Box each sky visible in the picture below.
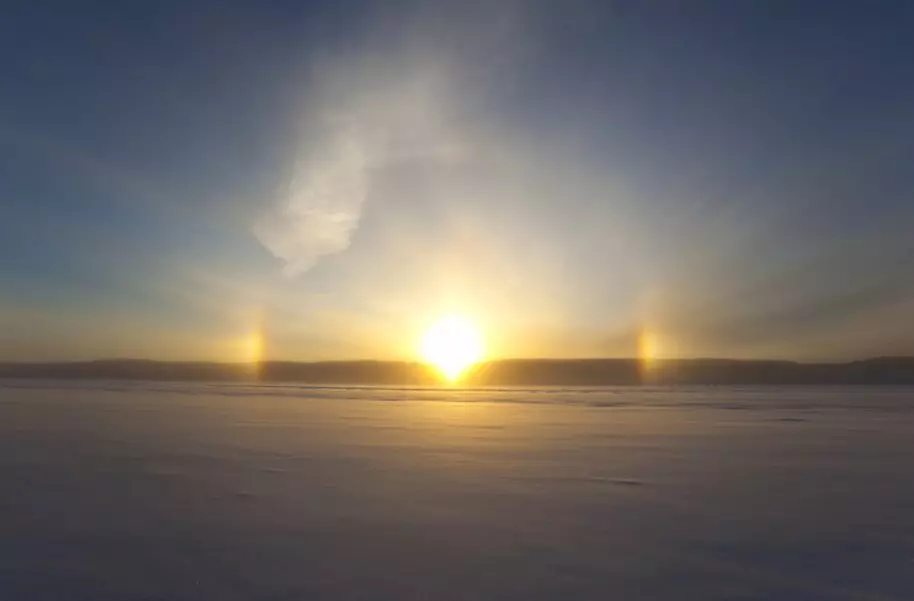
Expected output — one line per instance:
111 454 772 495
1 0 913 363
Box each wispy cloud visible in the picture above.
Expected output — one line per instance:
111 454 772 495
252 4 522 277
253 120 369 277
253 65 459 277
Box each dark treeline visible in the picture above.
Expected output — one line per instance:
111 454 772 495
1 357 914 385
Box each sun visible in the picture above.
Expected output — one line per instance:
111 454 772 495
420 316 484 382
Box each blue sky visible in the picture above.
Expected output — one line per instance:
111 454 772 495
1 1 913 361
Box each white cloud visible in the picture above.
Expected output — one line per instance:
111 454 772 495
253 61 464 276
253 123 369 277
252 5 522 277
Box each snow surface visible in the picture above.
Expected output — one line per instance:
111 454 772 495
1 381 913 600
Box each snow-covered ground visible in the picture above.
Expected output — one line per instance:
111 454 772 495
1 381 913 600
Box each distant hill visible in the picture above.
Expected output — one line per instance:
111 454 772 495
2 357 914 385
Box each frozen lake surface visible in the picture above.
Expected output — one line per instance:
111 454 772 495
2 381 913 600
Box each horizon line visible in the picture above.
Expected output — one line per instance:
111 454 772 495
3 356 913 366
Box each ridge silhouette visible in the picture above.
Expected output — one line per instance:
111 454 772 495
2 357 914 385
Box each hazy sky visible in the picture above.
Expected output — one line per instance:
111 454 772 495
2 1 913 362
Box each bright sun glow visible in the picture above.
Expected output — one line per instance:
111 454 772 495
420 316 484 382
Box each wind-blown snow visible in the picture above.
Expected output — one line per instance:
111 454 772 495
1 382 913 600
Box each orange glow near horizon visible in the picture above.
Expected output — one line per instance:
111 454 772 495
420 315 484 382
239 329 264 365
639 329 660 366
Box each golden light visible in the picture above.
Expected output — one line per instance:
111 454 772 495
420 315 484 382
639 329 660 366
236 329 264 365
